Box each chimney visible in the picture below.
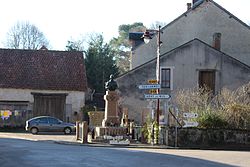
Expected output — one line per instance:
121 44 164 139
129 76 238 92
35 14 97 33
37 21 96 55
213 33 221 51
193 0 199 4
187 3 192 10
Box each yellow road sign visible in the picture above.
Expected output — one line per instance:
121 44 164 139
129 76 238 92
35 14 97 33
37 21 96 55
148 79 158 84
149 89 157 94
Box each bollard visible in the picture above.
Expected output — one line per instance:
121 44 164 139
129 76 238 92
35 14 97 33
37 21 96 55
81 121 88 143
76 121 80 141
165 128 169 146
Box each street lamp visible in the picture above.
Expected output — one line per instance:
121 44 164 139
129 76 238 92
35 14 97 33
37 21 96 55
142 25 162 144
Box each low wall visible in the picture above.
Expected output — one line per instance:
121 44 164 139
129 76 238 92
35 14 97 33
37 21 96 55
168 128 250 148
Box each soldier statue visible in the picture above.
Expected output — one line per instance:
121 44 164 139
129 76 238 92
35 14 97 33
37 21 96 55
105 74 118 91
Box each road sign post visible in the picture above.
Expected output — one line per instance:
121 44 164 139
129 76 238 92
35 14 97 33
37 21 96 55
139 79 171 145
182 112 199 128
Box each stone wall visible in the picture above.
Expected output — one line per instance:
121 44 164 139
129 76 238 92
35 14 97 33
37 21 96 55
168 128 250 148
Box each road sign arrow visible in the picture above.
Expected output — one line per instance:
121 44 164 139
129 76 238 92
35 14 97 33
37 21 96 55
183 113 198 118
138 84 161 89
144 94 171 99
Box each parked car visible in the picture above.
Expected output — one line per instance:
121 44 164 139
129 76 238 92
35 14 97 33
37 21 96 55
25 116 76 135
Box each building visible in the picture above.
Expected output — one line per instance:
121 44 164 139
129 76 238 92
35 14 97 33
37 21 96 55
0 48 87 127
131 0 250 69
118 38 250 125
117 0 250 125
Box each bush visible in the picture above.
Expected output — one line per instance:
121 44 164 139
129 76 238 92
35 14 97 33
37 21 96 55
174 82 250 130
216 85 250 129
198 112 228 129
141 116 159 144
81 105 95 122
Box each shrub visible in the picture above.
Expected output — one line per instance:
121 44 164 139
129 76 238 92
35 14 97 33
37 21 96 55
173 82 250 130
197 112 228 129
217 84 250 129
141 116 159 144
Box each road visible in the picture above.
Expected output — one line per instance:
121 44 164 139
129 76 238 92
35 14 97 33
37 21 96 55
0 133 249 167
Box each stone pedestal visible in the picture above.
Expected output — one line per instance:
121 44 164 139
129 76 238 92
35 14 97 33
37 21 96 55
102 91 120 127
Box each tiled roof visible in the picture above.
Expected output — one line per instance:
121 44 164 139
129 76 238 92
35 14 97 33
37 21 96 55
0 49 87 91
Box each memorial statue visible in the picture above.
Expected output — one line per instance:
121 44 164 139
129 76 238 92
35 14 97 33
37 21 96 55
102 74 120 127
105 74 118 91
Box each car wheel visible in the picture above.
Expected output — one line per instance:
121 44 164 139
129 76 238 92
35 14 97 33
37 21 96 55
31 127 38 135
64 127 72 134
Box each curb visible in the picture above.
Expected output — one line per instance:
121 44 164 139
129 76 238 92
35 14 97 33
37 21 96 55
54 140 175 149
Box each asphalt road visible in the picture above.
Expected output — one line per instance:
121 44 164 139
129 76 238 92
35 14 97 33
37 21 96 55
0 132 250 167
0 133 249 167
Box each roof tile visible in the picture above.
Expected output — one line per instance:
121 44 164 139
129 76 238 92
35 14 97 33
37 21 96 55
0 49 87 91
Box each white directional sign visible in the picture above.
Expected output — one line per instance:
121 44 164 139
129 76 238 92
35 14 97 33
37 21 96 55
183 113 198 118
138 84 161 89
183 120 199 128
144 94 171 99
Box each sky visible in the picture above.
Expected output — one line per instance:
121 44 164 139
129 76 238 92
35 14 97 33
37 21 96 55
0 0 249 50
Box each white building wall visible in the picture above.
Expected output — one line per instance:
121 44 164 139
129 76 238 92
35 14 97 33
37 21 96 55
0 88 85 113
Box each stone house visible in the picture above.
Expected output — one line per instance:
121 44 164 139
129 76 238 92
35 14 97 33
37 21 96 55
116 0 250 125
0 48 87 127
131 0 250 69
117 39 250 124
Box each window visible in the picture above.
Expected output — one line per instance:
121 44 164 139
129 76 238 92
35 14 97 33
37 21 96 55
161 68 171 88
48 117 60 124
38 118 48 124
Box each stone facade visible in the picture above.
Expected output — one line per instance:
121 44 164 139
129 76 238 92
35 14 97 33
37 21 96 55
116 39 250 124
131 1 250 69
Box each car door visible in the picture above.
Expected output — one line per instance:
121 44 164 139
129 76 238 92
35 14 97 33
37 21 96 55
48 117 62 132
36 117 49 132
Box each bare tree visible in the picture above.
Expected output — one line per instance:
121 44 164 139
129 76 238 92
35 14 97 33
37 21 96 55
150 21 167 29
4 21 50 50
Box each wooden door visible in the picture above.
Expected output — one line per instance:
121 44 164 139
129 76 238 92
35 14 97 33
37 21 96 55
32 93 67 121
199 71 215 94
